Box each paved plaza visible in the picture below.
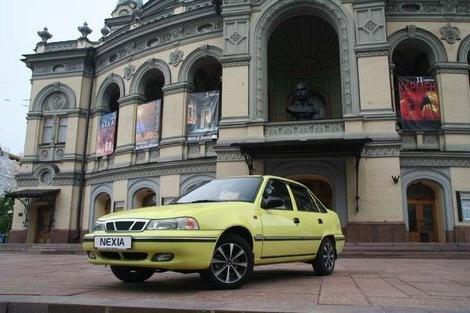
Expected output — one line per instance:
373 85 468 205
1 253 470 312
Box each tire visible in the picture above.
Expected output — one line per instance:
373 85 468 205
110 266 154 283
200 234 254 289
312 237 336 276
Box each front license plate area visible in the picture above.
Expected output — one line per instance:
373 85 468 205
94 236 132 250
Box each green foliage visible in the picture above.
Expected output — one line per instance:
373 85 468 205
0 196 14 234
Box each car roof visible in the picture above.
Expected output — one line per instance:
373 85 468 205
216 175 307 188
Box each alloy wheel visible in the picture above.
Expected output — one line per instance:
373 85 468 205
211 243 248 284
322 241 335 271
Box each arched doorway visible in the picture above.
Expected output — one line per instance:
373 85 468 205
94 192 111 220
268 15 341 122
133 188 157 208
406 181 444 242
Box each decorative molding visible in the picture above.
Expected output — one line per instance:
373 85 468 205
385 0 470 18
162 82 195 95
169 49 184 66
178 44 223 82
355 45 390 57
388 26 448 64
95 17 223 73
430 62 470 74
220 54 251 67
264 120 345 138
94 73 125 109
129 58 172 94
32 82 77 111
123 63 136 80
362 144 401 158
401 156 470 167
457 34 470 63
32 62 90 77
354 2 387 46
440 23 461 44
215 149 245 162
252 0 360 121
85 159 216 185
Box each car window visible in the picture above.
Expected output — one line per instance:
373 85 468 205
308 190 328 213
262 179 293 210
175 177 262 204
290 184 319 213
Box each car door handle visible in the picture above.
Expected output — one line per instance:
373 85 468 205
293 217 300 224
318 218 323 224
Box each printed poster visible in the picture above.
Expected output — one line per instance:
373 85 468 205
136 100 161 150
96 112 117 156
398 77 441 131
186 91 220 143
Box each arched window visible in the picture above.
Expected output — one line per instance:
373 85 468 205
99 82 121 153
140 69 165 102
133 188 157 208
94 192 111 220
268 15 341 122
192 56 222 93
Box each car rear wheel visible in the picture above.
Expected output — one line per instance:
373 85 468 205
110 266 154 283
312 237 336 276
200 234 254 289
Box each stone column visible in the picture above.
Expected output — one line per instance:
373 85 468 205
114 94 146 166
160 82 193 162
432 63 470 152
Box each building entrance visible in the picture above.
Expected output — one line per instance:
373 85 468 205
407 183 438 242
35 206 52 243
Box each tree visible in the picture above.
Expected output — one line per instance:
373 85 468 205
0 196 14 234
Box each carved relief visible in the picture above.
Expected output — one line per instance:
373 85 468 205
355 6 386 46
169 49 184 66
224 20 248 55
44 92 68 111
440 23 461 44
123 64 136 80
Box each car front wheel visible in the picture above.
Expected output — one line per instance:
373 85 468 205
200 234 254 289
110 266 154 283
312 237 336 276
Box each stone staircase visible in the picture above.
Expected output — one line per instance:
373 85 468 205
0 243 83 254
341 242 470 259
1 242 470 259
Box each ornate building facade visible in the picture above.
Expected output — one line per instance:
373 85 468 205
9 0 470 244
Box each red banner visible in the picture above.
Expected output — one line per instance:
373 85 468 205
398 77 441 131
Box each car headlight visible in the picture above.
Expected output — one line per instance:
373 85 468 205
93 221 106 232
146 217 199 230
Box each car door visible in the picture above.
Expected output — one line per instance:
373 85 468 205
288 183 325 255
258 179 305 258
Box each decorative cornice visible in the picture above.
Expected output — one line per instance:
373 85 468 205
220 54 251 67
385 0 470 19
214 146 245 162
85 159 216 185
430 62 470 74
162 82 195 95
95 17 223 74
117 94 147 107
355 44 390 58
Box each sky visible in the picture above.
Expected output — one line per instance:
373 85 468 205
0 0 121 155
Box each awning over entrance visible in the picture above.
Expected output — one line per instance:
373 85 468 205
9 189 60 200
233 138 372 160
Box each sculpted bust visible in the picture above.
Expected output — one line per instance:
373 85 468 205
287 82 325 120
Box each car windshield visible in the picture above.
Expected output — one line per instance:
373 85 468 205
174 177 262 204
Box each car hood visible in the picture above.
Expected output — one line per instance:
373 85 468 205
97 202 255 221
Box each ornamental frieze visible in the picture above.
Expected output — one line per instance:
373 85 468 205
264 121 345 138
95 19 222 73
385 0 470 17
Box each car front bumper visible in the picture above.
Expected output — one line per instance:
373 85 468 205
82 230 222 271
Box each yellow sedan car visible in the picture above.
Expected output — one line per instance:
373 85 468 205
83 175 345 289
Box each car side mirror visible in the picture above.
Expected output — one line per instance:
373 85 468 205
262 197 285 209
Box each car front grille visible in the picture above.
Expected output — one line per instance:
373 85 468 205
105 219 148 232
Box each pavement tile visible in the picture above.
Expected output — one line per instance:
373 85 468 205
352 277 409 298
381 277 429 297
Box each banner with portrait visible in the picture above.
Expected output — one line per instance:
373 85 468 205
186 91 220 143
135 100 161 150
398 77 441 131
96 112 117 156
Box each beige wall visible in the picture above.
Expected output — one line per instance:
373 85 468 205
160 175 180 198
348 157 403 222
451 168 470 226
221 65 249 119
358 55 393 111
